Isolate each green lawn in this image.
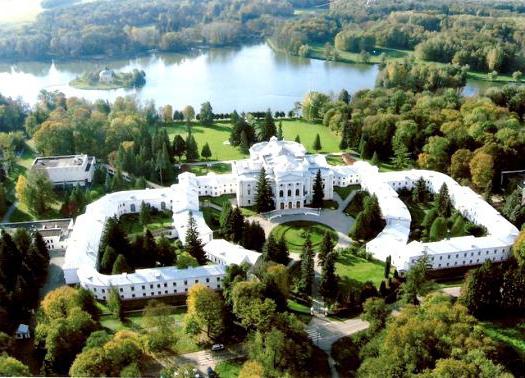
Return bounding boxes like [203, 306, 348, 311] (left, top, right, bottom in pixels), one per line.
[335, 250, 385, 286]
[159, 119, 341, 162]
[119, 211, 173, 237]
[200, 194, 235, 208]
[334, 185, 360, 201]
[481, 321, 525, 354]
[182, 162, 232, 176]
[100, 308, 201, 355]
[271, 221, 337, 253]
[202, 207, 221, 231]
[215, 360, 243, 378]
[344, 191, 368, 218]
[325, 154, 345, 166]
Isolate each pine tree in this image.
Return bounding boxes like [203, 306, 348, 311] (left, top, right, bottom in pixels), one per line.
[384, 255, 391, 278]
[185, 132, 199, 162]
[371, 151, 380, 166]
[242, 221, 266, 252]
[239, 129, 250, 153]
[262, 234, 279, 262]
[219, 201, 233, 239]
[185, 212, 207, 265]
[299, 234, 315, 297]
[155, 144, 171, 185]
[434, 183, 452, 218]
[107, 288, 123, 320]
[112, 254, 131, 274]
[143, 229, 158, 268]
[275, 236, 289, 265]
[412, 177, 428, 203]
[319, 231, 334, 266]
[201, 143, 212, 161]
[259, 109, 276, 141]
[277, 121, 283, 140]
[311, 169, 324, 208]
[313, 133, 322, 152]
[254, 167, 274, 213]
[392, 142, 410, 169]
[157, 235, 177, 266]
[319, 250, 338, 302]
[295, 135, 301, 143]
[338, 89, 350, 104]
[139, 201, 151, 226]
[230, 206, 245, 243]
[100, 246, 117, 273]
[172, 134, 186, 162]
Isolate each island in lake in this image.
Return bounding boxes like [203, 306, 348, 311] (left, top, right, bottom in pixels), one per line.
[69, 67, 146, 90]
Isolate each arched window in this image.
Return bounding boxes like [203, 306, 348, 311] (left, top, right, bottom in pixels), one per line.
[161, 201, 166, 210]
[296, 201, 301, 208]
[295, 189, 300, 196]
[279, 190, 284, 197]
[130, 204, 136, 212]
[287, 190, 291, 196]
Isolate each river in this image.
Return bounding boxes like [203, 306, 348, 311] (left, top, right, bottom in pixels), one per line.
[0, 43, 491, 113]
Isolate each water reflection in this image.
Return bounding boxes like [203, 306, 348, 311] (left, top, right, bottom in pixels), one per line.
[0, 43, 491, 112]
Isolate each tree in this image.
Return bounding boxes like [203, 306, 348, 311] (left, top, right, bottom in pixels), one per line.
[319, 250, 338, 303]
[15, 175, 27, 204]
[107, 288, 123, 320]
[155, 144, 172, 185]
[184, 212, 206, 265]
[512, 230, 525, 267]
[399, 256, 432, 304]
[182, 105, 195, 123]
[199, 102, 214, 125]
[258, 109, 276, 141]
[361, 297, 388, 334]
[112, 254, 131, 274]
[371, 151, 380, 166]
[172, 134, 186, 162]
[139, 201, 151, 227]
[338, 89, 350, 104]
[100, 246, 117, 274]
[262, 234, 279, 263]
[312, 133, 322, 152]
[162, 104, 173, 123]
[294, 135, 301, 143]
[318, 231, 334, 266]
[277, 121, 283, 140]
[143, 300, 174, 351]
[450, 149, 473, 180]
[239, 360, 264, 378]
[299, 234, 314, 297]
[429, 216, 448, 241]
[185, 132, 199, 162]
[512, 71, 522, 82]
[434, 183, 452, 218]
[254, 167, 273, 213]
[311, 169, 324, 208]
[384, 255, 391, 278]
[470, 151, 494, 191]
[0, 184, 6, 217]
[231, 281, 276, 331]
[186, 284, 225, 340]
[201, 142, 212, 161]
[0, 355, 31, 376]
[20, 170, 56, 216]
[302, 92, 330, 122]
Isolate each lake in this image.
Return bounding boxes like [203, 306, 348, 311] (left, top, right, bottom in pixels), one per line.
[0, 43, 489, 113]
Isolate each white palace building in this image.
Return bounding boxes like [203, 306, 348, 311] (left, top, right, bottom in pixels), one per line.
[63, 137, 519, 301]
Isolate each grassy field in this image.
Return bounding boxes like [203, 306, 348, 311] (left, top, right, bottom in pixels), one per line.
[215, 359, 244, 378]
[481, 320, 525, 354]
[159, 119, 341, 162]
[270, 221, 337, 253]
[100, 308, 201, 355]
[182, 163, 232, 176]
[335, 249, 385, 286]
[334, 185, 360, 201]
[325, 154, 345, 166]
[119, 211, 173, 236]
[200, 194, 235, 208]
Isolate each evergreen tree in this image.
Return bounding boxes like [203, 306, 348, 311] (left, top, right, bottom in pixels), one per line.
[241, 221, 266, 252]
[258, 109, 276, 141]
[254, 168, 274, 213]
[0, 184, 7, 217]
[155, 144, 172, 185]
[199, 101, 214, 125]
[172, 135, 186, 162]
[262, 234, 279, 262]
[319, 250, 338, 303]
[299, 234, 315, 297]
[112, 254, 131, 274]
[185, 132, 199, 161]
[294, 135, 301, 143]
[311, 169, 324, 208]
[107, 288, 123, 320]
[100, 246, 117, 273]
[275, 236, 290, 265]
[429, 217, 448, 241]
[434, 183, 452, 218]
[157, 236, 176, 266]
[318, 231, 334, 265]
[384, 255, 391, 278]
[412, 177, 428, 203]
[230, 206, 245, 244]
[277, 121, 283, 140]
[313, 133, 322, 152]
[139, 201, 151, 226]
[338, 89, 350, 104]
[339, 133, 348, 150]
[219, 201, 233, 240]
[142, 229, 158, 268]
[371, 151, 380, 166]
[239, 130, 250, 153]
[201, 143, 212, 161]
[185, 212, 207, 265]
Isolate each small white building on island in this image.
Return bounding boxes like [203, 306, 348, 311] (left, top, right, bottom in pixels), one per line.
[98, 68, 115, 83]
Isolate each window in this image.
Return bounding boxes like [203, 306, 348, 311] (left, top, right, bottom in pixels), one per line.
[119, 288, 123, 292]
[150, 284, 153, 289]
[164, 283, 167, 288]
[184, 280, 188, 285]
[288, 190, 291, 196]
[195, 279, 199, 283]
[102, 289, 105, 293]
[206, 278, 210, 283]
[157, 284, 160, 288]
[131, 287, 134, 291]
[142, 285, 145, 290]
[173, 282, 177, 286]
[279, 190, 283, 197]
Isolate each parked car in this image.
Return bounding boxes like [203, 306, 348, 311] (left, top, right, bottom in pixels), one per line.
[211, 343, 225, 352]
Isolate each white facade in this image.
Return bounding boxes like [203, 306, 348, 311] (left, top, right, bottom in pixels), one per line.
[32, 154, 96, 187]
[0, 219, 74, 251]
[99, 68, 115, 83]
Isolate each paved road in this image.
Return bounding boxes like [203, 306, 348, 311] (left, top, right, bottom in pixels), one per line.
[39, 249, 66, 299]
[154, 345, 246, 376]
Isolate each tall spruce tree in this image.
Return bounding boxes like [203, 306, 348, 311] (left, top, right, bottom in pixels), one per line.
[435, 183, 452, 218]
[262, 234, 279, 262]
[259, 109, 276, 141]
[254, 167, 274, 213]
[275, 236, 289, 265]
[313, 133, 322, 152]
[319, 250, 338, 303]
[277, 121, 283, 140]
[230, 206, 245, 243]
[185, 212, 207, 265]
[384, 255, 391, 278]
[172, 134, 186, 162]
[201, 143, 212, 161]
[318, 231, 334, 266]
[295, 135, 301, 143]
[185, 132, 199, 161]
[299, 234, 315, 297]
[412, 177, 428, 203]
[312, 169, 324, 208]
[219, 201, 233, 239]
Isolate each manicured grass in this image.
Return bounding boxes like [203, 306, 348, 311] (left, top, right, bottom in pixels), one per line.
[119, 211, 173, 237]
[183, 162, 232, 176]
[287, 298, 312, 324]
[335, 250, 385, 286]
[308, 43, 410, 65]
[160, 119, 341, 162]
[481, 321, 525, 354]
[215, 360, 243, 378]
[334, 185, 359, 201]
[325, 154, 345, 166]
[100, 308, 201, 355]
[200, 194, 235, 208]
[203, 207, 221, 231]
[240, 206, 257, 217]
[271, 221, 337, 253]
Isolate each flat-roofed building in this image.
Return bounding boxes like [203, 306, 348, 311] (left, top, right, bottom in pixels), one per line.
[0, 218, 74, 251]
[32, 154, 96, 187]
